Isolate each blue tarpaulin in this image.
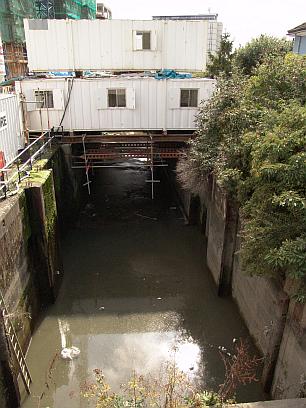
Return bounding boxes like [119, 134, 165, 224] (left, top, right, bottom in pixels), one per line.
[155, 69, 192, 80]
[49, 72, 75, 77]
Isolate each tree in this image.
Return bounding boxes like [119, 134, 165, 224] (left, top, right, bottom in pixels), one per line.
[239, 103, 306, 280]
[206, 33, 234, 78]
[177, 37, 306, 288]
[234, 35, 292, 76]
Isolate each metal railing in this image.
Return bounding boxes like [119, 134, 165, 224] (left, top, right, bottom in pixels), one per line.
[0, 129, 55, 199]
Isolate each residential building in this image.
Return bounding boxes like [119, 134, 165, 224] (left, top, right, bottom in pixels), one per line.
[287, 22, 306, 55]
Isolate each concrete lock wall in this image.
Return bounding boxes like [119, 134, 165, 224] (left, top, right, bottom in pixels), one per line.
[0, 146, 81, 407]
[182, 177, 306, 400]
[271, 296, 306, 398]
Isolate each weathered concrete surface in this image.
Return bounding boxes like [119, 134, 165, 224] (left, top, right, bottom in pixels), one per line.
[0, 193, 36, 407]
[272, 301, 306, 399]
[0, 192, 37, 350]
[49, 144, 83, 230]
[206, 180, 227, 287]
[181, 176, 306, 399]
[229, 398, 306, 407]
[25, 169, 62, 303]
[0, 146, 80, 407]
[232, 228, 289, 392]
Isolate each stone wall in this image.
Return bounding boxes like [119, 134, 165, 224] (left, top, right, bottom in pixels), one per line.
[0, 192, 39, 351]
[0, 146, 81, 407]
[180, 178, 306, 400]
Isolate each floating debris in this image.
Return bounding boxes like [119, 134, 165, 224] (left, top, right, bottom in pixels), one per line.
[61, 346, 80, 360]
[135, 212, 158, 221]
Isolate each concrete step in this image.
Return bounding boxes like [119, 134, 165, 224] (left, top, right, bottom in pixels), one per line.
[229, 398, 306, 408]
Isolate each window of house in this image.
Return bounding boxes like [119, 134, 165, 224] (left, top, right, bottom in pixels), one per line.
[180, 89, 198, 107]
[108, 89, 126, 107]
[34, 90, 54, 109]
[135, 31, 151, 50]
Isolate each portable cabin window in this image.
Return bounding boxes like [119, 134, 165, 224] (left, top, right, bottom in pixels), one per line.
[135, 31, 151, 50]
[180, 89, 198, 108]
[34, 90, 54, 109]
[108, 89, 126, 107]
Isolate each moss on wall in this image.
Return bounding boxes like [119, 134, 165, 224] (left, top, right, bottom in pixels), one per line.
[42, 173, 57, 240]
[0, 197, 25, 294]
[18, 191, 31, 243]
[11, 277, 38, 352]
[0, 146, 80, 406]
[22, 168, 57, 239]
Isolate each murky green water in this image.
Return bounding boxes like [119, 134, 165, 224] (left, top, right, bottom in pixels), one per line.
[21, 163, 264, 407]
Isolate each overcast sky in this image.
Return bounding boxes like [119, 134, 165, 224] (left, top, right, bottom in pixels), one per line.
[107, 0, 306, 47]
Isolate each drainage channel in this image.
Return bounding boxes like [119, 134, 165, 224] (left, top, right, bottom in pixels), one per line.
[20, 162, 264, 407]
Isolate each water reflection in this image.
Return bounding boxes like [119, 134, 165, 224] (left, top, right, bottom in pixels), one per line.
[20, 165, 264, 407]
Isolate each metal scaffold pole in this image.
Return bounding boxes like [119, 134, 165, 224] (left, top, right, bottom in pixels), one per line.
[145, 133, 160, 200]
[150, 134, 154, 200]
[35, 0, 55, 19]
[82, 135, 91, 195]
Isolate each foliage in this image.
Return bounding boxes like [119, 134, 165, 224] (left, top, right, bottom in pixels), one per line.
[81, 340, 260, 407]
[177, 36, 306, 286]
[206, 33, 234, 78]
[218, 339, 262, 401]
[234, 35, 292, 76]
[239, 103, 306, 278]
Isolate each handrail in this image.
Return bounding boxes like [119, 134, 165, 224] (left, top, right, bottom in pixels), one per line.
[3, 131, 49, 169]
[0, 129, 55, 199]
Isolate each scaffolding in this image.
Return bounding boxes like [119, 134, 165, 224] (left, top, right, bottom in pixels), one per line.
[35, 0, 97, 20]
[2, 42, 28, 78]
[35, 0, 55, 19]
[0, 0, 97, 79]
[0, 0, 97, 44]
[51, 0, 96, 20]
[65, 132, 186, 200]
[0, 0, 37, 43]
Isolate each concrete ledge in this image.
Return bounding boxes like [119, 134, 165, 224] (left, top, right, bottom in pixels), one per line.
[230, 398, 306, 407]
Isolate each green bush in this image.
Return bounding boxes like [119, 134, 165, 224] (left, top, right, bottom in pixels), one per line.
[178, 36, 306, 287]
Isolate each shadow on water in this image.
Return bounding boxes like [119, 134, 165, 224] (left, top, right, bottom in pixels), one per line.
[20, 160, 265, 407]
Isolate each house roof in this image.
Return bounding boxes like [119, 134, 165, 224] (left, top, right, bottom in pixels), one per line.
[287, 22, 306, 35]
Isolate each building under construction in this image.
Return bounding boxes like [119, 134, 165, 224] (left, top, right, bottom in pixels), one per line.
[35, 0, 97, 20]
[0, 0, 102, 80]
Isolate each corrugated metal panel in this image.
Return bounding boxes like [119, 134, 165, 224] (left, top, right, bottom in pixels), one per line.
[18, 77, 215, 132]
[0, 94, 24, 164]
[24, 19, 222, 72]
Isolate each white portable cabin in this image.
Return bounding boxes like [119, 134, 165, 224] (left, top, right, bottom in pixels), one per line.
[16, 77, 215, 132]
[0, 94, 24, 165]
[24, 19, 223, 73]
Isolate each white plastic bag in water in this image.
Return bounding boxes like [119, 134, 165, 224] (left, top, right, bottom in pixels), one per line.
[60, 346, 80, 360]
